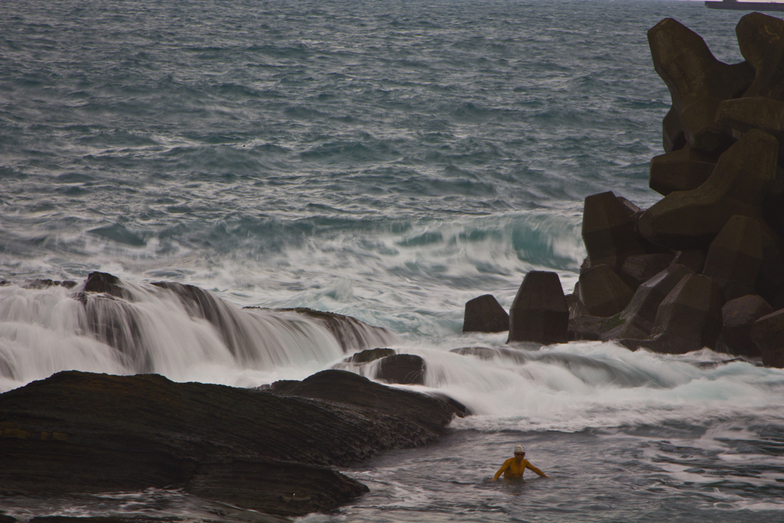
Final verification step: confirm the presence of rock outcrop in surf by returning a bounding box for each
[0,370,466,517]
[462,12,784,367]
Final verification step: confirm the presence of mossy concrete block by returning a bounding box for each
[649,273,724,352]
[638,129,779,250]
[648,18,754,152]
[703,216,765,300]
[603,264,694,341]
[663,106,687,153]
[581,191,644,270]
[577,264,634,318]
[721,294,773,358]
[462,294,509,333]
[508,271,568,345]
[619,253,676,288]
[649,146,718,196]
[736,13,784,101]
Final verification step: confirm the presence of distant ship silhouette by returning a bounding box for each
[705,0,784,11]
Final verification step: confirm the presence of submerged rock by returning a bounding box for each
[0,370,465,517]
[374,354,426,385]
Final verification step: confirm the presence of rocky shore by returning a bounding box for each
[4,12,784,523]
[0,369,466,519]
[464,12,784,369]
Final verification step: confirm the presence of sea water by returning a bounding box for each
[2,0,784,521]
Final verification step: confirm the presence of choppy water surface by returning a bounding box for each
[2,0,783,521]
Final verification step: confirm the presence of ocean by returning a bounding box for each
[2,0,784,521]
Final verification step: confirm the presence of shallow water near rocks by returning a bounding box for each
[2,0,784,521]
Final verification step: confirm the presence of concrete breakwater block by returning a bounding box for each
[648,18,754,153]
[648,146,718,196]
[508,270,568,345]
[581,191,643,270]
[702,215,766,301]
[602,264,694,342]
[462,294,509,333]
[736,12,784,101]
[751,309,784,367]
[619,274,723,354]
[721,295,774,358]
[576,264,634,318]
[638,129,779,250]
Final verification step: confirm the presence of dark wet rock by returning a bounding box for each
[721,295,774,358]
[649,147,718,196]
[83,295,151,372]
[374,354,426,385]
[0,370,465,517]
[648,18,754,152]
[153,281,261,362]
[576,264,634,318]
[618,274,723,354]
[638,129,779,250]
[462,294,509,333]
[276,307,395,352]
[159,286,394,360]
[568,314,622,341]
[672,250,707,274]
[736,12,784,101]
[270,368,468,419]
[186,458,366,518]
[82,271,129,299]
[450,346,531,364]
[702,216,767,300]
[663,106,687,153]
[0,516,16,523]
[348,347,396,364]
[22,279,77,290]
[751,309,784,367]
[619,253,676,289]
[507,270,568,344]
[602,264,695,342]
[581,191,644,270]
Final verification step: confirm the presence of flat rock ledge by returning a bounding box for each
[0,370,466,519]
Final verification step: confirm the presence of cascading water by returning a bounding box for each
[0,277,398,393]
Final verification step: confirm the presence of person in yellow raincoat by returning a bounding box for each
[491,445,548,480]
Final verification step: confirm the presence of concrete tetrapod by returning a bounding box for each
[508,270,568,345]
[648,18,754,152]
[637,129,779,250]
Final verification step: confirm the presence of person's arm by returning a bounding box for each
[526,461,548,478]
[491,459,511,480]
